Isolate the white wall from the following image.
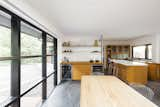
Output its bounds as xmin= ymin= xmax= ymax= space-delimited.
xmin=62 ymin=35 xmax=102 ymax=46
xmin=62 ymin=47 xmax=102 ymax=62
xmin=0 ymin=0 xmax=63 ymax=84
xmin=62 ymin=35 xmax=102 ymax=62
xmin=103 ymin=40 xmax=130 ymax=46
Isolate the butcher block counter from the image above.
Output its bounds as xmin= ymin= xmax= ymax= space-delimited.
xmin=80 ymin=76 xmax=157 ymax=107
xmin=61 ymin=61 xmax=102 ymax=80
xmin=111 ymin=60 xmax=148 ymax=84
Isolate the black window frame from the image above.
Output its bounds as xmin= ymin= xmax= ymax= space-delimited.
xmin=0 ymin=6 xmax=58 ymax=107
xmin=132 ymin=44 xmax=152 ymax=60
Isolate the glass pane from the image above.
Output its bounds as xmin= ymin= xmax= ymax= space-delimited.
xmin=148 ymin=45 xmax=152 ymax=59
xmin=21 ymin=84 xmax=42 ymax=107
xmin=0 ymin=61 xmax=11 ymax=104
xmin=47 ymin=56 xmax=54 ymax=76
xmin=47 ymin=75 xmax=54 ymax=97
xmin=21 ymin=22 xmax=42 ymax=56
xmin=47 ymin=36 xmax=54 ymax=55
xmin=21 ymin=58 xmax=42 ymax=94
xmin=133 ymin=46 xmax=146 ymax=59
xmin=0 ymin=11 xmax=11 ymax=57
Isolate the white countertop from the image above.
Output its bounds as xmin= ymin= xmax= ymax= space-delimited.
xmin=111 ymin=59 xmax=148 ymax=66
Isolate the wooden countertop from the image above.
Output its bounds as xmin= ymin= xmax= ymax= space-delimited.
xmin=111 ymin=60 xmax=148 ymax=66
xmin=61 ymin=61 xmax=102 ymax=65
xmin=80 ymin=76 xmax=157 ymax=107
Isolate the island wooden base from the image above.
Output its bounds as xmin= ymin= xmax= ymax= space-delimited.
xmin=117 ymin=64 xmax=148 ymax=85
xmin=148 ymin=63 xmax=160 ymax=81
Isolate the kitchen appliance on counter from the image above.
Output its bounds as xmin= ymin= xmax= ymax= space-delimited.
xmin=61 ymin=64 xmax=72 ymax=80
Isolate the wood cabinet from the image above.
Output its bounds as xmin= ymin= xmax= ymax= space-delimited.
xmin=72 ymin=64 xmax=91 ymax=80
xmin=111 ymin=60 xmax=148 ymax=85
xmin=117 ymin=64 xmax=148 ymax=84
xmin=61 ymin=62 xmax=102 ymax=80
xmin=148 ymin=63 xmax=160 ymax=81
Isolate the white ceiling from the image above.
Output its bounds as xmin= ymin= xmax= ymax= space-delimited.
xmin=25 ymin=0 xmax=160 ymax=40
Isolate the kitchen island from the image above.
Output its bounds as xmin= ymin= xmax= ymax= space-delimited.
xmin=111 ymin=60 xmax=148 ymax=84
xmin=80 ymin=76 xmax=157 ymax=107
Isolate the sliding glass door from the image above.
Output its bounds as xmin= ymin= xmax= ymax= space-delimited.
xmin=0 ymin=6 xmax=58 ymax=107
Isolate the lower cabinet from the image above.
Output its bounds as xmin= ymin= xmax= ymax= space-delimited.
xmin=117 ymin=64 xmax=148 ymax=85
xmin=72 ymin=64 xmax=91 ymax=80
xmin=148 ymin=63 xmax=160 ymax=81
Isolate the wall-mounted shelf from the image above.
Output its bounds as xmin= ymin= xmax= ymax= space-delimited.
xmin=62 ymin=45 xmax=102 ymax=61
xmin=63 ymin=45 xmax=101 ymax=48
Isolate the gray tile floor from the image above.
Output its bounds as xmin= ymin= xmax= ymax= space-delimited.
xmin=42 ymin=81 xmax=80 ymax=107
xmin=42 ymin=80 xmax=160 ymax=107
xmin=147 ymin=81 xmax=160 ymax=107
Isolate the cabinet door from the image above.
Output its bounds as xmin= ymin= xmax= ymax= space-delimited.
xmin=72 ymin=65 xmax=83 ymax=80
xmin=118 ymin=64 xmax=126 ymax=81
xmin=72 ymin=65 xmax=91 ymax=80
xmin=148 ymin=64 xmax=158 ymax=80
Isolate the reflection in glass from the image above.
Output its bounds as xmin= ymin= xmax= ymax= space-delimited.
xmin=21 ymin=22 xmax=42 ymax=56
xmin=0 ymin=61 xmax=11 ymax=104
xmin=47 ymin=75 xmax=54 ymax=97
xmin=47 ymin=36 xmax=54 ymax=55
xmin=21 ymin=84 xmax=42 ymax=107
xmin=47 ymin=56 xmax=54 ymax=76
xmin=21 ymin=58 xmax=42 ymax=94
xmin=0 ymin=26 xmax=11 ymax=57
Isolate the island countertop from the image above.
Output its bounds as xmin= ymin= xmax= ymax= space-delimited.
xmin=61 ymin=61 xmax=102 ymax=65
xmin=80 ymin=76 xmax=157 ymax=107
xmin=111 ymin=59 xmax=148 ymax=66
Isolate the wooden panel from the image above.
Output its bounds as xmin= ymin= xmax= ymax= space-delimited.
xmin=117 ymin=64 xmax=148 ymax=84
xmin=118 ymin=64 xmax=127 ymax=82
xmin=61 ymin=61 xmax=102 ymax=80
xmin=148 ymin=63 xmax=160 ymax=81
xmin=126 ymin=66 xmax=148 ymax=84
xmin=72 ymin=64 xmax=91 ymax=80
xmin=80 ymin=76 xmax=157 ymax=107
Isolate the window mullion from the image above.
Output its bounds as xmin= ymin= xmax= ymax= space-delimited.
xmin=54 ymin=38 xmax=58 ymax=86
xmin=42 ymin=32 xmax=47 ymax=100
xmin=11 ymin=16 xmax=21 ymax=107
xmin=145 ymin=45 xmax=148 ymax=59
